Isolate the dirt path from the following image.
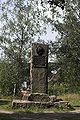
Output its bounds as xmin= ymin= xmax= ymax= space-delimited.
xmin=0 ymin=109 xmax=14 ymax=114
xmin=0 ymin=109 xmax=80 ymax=120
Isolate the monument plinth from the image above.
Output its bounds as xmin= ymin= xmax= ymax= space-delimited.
xmin=30 ymin=43 xmax=48 ymax=94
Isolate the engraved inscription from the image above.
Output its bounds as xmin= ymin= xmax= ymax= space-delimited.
xmin=33 ymin=56 xmax=47 ymax=68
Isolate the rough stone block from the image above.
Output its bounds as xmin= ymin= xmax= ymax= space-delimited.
xmin=49 ymin=95 xmax=57 ymax=102
xmin=12 ymin=100 xmax=54 ymax=109
xmin=30 ymin=43 xmax=48 ymax=94
xmin=54 ymin=101 xmax=69 ymax=108
xmin=28 ymin=93 xmax=50 ymax=102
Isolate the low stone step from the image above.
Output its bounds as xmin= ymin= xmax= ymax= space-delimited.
xmin=12 ymin=99 xmax=54 ymax=108
xmin=54 ymin=101 xmax=69 ymax=108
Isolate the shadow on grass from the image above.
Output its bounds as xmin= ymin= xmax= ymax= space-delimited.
xmin=0 ymin=99 xmax=11 ymax=106
xmin=0 ymin=111 xmax=80 ymax=120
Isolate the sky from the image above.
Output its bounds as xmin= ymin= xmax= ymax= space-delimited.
xmin=40 ymin=25 xmax=57 ymax=42
xmin=0 ymin=0 xmax=60 ymax=59
xmin=0 ymin=0 xmax=58 ymax=42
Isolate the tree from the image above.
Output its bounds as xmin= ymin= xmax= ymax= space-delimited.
xmin=0 ymin=0 xmax=66 ymax=95
xmin=51 ymin=0 xmax=80 ymax=93
xmin=0 ymin=0 xmax=53 ymax=95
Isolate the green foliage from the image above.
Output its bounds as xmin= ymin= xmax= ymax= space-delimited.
xmin=49 ymin=0 xmax=80 ymax=93
xmin=0 ymin=0 xmax=52 ymax=95
xmin=48 ymin=81 xmax=80 ymax=96
xmin=0 ymin=60 xmax=29 ymax=95
xmin=1 ymin=0 xmax=80 ymax=96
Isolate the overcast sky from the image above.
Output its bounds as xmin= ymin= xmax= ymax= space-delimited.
xmin=40 ymin=24 xmax=57 ymax=42
xmin=0 ymin=0 xmax=58 ymax=42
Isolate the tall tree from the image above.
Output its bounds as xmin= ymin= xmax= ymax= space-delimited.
xmin=0 ymin=0 xmax=65 ymax=95
xmin=0 ymin=0 xmax=53 ymax=95
xmin=51 ymin=0 xmax=80 ymax=93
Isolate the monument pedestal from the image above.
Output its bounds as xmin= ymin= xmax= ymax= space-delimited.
xmin=12 ymin=100 xmax=54 ymax=109
xmin=21 ymin=92 xmax=50 ymax=102
xmin=27 ymin=93 xmax=50 ymax=102
xmin=12 ymin=92 xmax=57 ymax=108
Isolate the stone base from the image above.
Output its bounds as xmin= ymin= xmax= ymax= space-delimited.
xmin=12 ymin=94 xmax=57 ymax=109
xmin=12 ymin=99 xmax=71 ymax=109
xmin=49 ymin=95 xmax=57 ymax=102
xmin=28 ymin=93 xmax=50 ymax=102
xmin=12 ymin=100 xmax=54 ymax=109
xmin=22 ymin=93 xmax=57 ymax=103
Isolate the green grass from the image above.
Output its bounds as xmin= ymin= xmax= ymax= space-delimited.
xmin=58 ymin=93 xmax=80 ymax=108
xmin=14 ymin=106 xmax=70 ymax=113
xmin=0 ymin=100 xmax=12 ymax=111
xmin=0 ymin=93 xmax=80 ymax=113
xmin=0 ymin=95 xmax=13 ymax=100
xmin=0 ymin=100 xmax=71 ymax=113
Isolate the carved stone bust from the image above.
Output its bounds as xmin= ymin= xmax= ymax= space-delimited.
xmin=36 ymin=46 xmax=45 ymax=56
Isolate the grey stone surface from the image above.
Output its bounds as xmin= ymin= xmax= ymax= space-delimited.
xmin=28 ymin=93 xmax=50 ymax=102
xmin=12 ymin=100 xmax=53 ymax=108
xmin=30 ymin=43 xmax=48 ymax=94
xmin=49 ymin=95 xmax=57 ymax=102
xmin=31 ymin=68 xmax=48 ymax=93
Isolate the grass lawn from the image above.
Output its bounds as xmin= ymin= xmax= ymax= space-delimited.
xmin=58 ymin=93 xmax=80 ymax=109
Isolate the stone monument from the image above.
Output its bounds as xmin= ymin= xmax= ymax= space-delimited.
xmin=12 ymin=43 xmax=58 ymax=108
xmin=30 ymin=43 xmax=48 ymax=94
